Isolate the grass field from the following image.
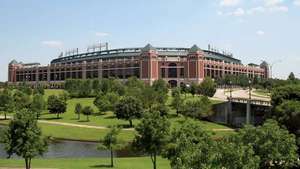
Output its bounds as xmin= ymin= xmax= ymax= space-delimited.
xmin=0 ymin=157 xmax=171 ymax=169
xmin=0 ymin=89 xmax=234 ymax=142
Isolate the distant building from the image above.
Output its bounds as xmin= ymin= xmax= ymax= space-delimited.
xmin=8 ymin=44 xmax=269 ymax=87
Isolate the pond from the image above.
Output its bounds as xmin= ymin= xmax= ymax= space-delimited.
xmin=0 ymin=126 xmax=136 ymax=158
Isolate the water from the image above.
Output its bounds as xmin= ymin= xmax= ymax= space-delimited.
xmin=0 ymin=126 xmax=135 ymax=158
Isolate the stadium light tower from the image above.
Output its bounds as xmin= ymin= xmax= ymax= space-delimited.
xmin=269 ymin=60 xmax=282 ymax=79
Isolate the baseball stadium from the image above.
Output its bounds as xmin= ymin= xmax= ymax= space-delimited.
xmin=8 ymin=43 xmax=269 ymax=87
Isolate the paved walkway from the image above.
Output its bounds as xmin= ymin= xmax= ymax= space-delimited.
xmin=213 ymin=88 xmax=270 ymax=102
xmin=0 ymin=115 xmax=232 ymax=132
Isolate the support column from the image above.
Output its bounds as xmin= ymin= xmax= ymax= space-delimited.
xmin=246 ymin=100 xmax=251 ymax=124
xmin=82 ymin=61 xmax=87 ymax=79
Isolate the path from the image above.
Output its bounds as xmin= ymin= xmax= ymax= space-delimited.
xmin=0 ymin=115 xmax=232 ymax=132
xmin=213 ymin=88 xmax=270 ymax=102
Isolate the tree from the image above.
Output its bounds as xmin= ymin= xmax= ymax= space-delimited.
xmin=82 ymin=106 xmax=93 ymax=121
xmin=152 ymin=79 xmax=168 ymax=95
xmin=163 ymin=119 xmax=216 ymax=169
xmin=152 ymin=103 xmax=169 ymax=116
xmin=181 ymin=96 xmax=212 ymax=120
xmin=190 ymin=83 xmax=198 ymax=96
xmin=94 ymin=92 xmax=119 ymax=113
xmin=0 ymin=109 xmax=48 ymax=169
xmin=198 ymin=77 xmax=216 ymax=97
xmin=164 ymin=119 xmax=260 ymax=169
xmin=98 ymin=126 xmax=122 ymax=167
xmin=33 ymin=85 xmax=45 ymax=95
xmin=115 ymin=96 xmax=143 ymax=127
xmin=151 ymin=79 xmax=168 ymax=104
xmin=30 ymin=94 xmax=46 ymax=119
xmin=234 ymin=119 xmax=299 ymax=169
xmin=133 ymin=111 xmax=170 ymax=169
xmin=47 ymin=95 xmax=67 ymax=118
xmin=288 ymin=72 xmax=296 ymax=81
xmin=75 ymin=103 xmax=82 ymax=120
xmin=0 ymin=90 xmax=14 ymax=120
xmin=214 ymin=138 xmax=260 ymax=169
xmin=13 ymin=90 xmax=31 ymax=110
xmin=171 ymin=88 xmax=184 ymax=116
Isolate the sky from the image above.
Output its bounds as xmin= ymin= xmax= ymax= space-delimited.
xmin=0 ymin=0 xmax=300 ymax=81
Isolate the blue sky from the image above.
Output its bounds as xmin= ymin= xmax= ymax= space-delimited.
xmin=1 ymin=0 xmax=300 ymax=81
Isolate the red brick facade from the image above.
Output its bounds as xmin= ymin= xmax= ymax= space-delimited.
xmin=8 ymin=44 xmax=269 ymax=87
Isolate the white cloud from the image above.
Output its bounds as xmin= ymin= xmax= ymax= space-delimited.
xmin=269 ymin=5 xmax=289 ymax=12
xmin=41 ymin=40 xmax=63 ymax=48
xmin=247 ymin=6 xmax=266 ymax=15
xmin=294 ymin=0 xmax=300 ymax=6
xmin=95 ymin=32 xmax=109 ymax=37
xmin=224 ymin=8 xmax=245 ymax=16
xmin=264 ymin=0 xmax=284 ymax=7
xmin=256 ymin=30 xmax=265 ymax=36
xmin=219 ymin=0 xmax=240 ymax=7
xmin=232 ymin=8 xmax=245 ymax=16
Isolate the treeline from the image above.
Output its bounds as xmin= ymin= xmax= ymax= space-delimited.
xmin=216 ymin=72 xmax=300 ymax=91
xmin=65 ymin=77 xmax=217 ymax=98
xmin=67 ymin=77 xmax=216 ymax=126
xmin=0 ymin=83 xmax=68 ymax=120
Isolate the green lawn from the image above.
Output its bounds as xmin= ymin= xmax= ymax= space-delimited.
xmin=40 ymin=90 xmax=228 ymax=129
xmin=0 ymin=89 xmax=234 ymax=142
xmin=0 ymin=157 xmax=171 ymax=169
xmin=0 ymin=120 xmax=135 ymax=142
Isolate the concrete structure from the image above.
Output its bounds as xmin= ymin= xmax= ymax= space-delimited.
xmin=8 ymin=44 xmax=269 ymax=87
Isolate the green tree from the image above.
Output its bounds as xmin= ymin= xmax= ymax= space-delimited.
xmin=0 ymin=90 xmax=14 ymax=120
xmin=164 ymin=119 xmax=260 ymax=169
xmin=115 ymin=96 xmax=143 ymax=127
xmin=133 ymin=111 xmax=170 ymax=169
xmin=94 ymin=92 xmax=119 ymax=113
xmin=163 ymin=119 xmax=216 ymax=169
xmin=190 ymin=82 xmax=198 ymax=96
xmin=33 ymin=85 xmax=45 ymax=95
xmin=181 ymin=96 xmax=212 ymax=120
xmin=75 ymin=103 xmax=82 ymax=120
xmin=152 ymin=79 xmax=168 ymax=95
xmin=288 ymin=72 xmax=296 ymax=81
xmin=198 ymin=77 xmax=216 ymax=97
xmin=98 ymin=126 xmax=122 ymax=167
xmin=82 ymin=106 xmax=93 ymax=121
xmin=171 ymin=88 xmax=184 ymax=116
xmin=47 ymin=95 xmax=67 ymax=118
xmin=30 ymin=94 xmax=46 ymax=119
xmin=234 ymin=119 xmax=299 ymax=169
xmin=152 ymin=103 xmax=169 ymax=116
xmin=0 ymin=109 xmax=48 ymax=169
xmin=13 ymin=90 xmax=31 ymax=110
xmin=214 ymin=138 xmax=260 ymax=169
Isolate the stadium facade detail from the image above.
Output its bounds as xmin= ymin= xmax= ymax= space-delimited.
xmin=8 ymin=44 xmax=269 ymax=87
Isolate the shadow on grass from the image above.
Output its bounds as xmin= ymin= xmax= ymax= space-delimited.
xmin=117 ymin=124 xmax=133 ymax=129
xmin=78 ymin=120 xmax=90 ymax=122
xmin=92 ymin=112 xmax=106 ymax=116
xmin=40 ymin=117 xmax=62 ymax=120
xmin=90 ymin=164 xmax=112 ymax=168
xmin=104 ymin=116 xmax=116 ymax=119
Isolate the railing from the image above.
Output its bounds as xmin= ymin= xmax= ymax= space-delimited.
xmin=228 ymin=97 xmax=271 ymax=106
